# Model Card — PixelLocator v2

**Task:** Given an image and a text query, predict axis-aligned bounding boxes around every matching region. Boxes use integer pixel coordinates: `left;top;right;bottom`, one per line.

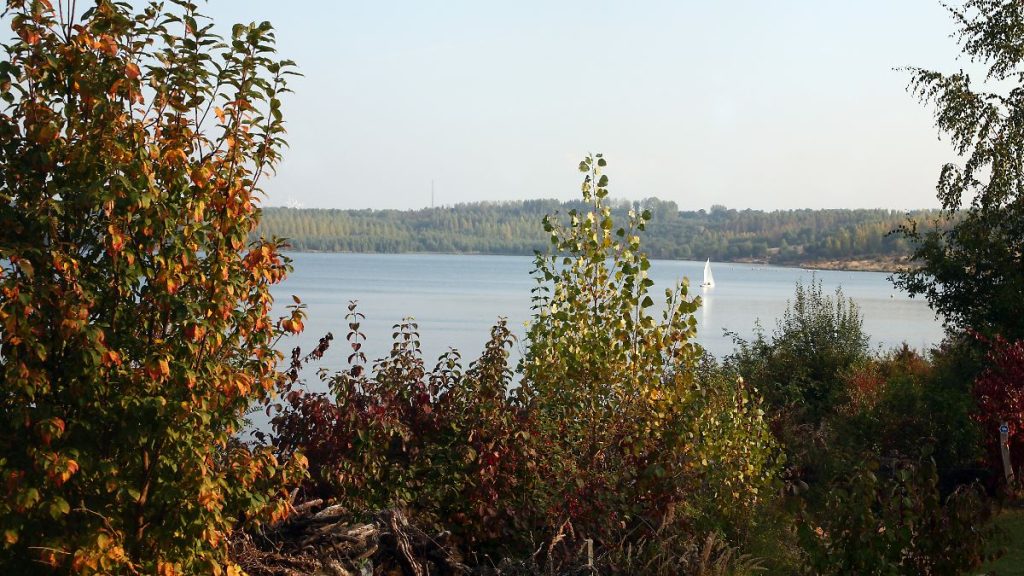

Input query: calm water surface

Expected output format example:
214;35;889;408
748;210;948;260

270;253;944;379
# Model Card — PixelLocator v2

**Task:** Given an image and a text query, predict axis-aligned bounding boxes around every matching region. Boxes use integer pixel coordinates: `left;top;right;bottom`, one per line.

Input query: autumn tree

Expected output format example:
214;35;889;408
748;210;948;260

521;155;777;542
894;0;1024;340
0;1;304;573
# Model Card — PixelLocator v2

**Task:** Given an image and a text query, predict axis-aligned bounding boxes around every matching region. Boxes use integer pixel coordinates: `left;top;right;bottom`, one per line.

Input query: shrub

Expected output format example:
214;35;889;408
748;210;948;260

727;278;869;423
973;335;1024;483
797;456;991;575
838;346;981;477
0;2;303;573
522;155;779;544
270;305;537;554
271;156;781;564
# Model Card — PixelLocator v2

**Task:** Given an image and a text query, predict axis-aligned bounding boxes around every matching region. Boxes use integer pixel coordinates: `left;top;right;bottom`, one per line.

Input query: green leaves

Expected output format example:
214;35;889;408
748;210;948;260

894;1;1024;341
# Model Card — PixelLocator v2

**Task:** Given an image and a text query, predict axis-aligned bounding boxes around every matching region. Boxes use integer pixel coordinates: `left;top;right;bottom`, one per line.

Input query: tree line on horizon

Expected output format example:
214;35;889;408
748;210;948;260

256;200;946;263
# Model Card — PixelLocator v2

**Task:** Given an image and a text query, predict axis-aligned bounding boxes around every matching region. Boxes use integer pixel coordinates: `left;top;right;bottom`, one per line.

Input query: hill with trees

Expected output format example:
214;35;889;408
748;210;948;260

257;201;946;269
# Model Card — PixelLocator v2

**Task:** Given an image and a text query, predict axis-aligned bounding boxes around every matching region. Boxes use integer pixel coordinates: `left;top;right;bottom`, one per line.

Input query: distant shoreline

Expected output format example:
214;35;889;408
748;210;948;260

279;249;911;274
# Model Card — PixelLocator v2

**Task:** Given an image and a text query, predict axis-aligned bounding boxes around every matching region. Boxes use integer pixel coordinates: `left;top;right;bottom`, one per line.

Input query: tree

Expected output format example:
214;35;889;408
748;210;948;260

0;2;303;573
522;155;777;541
893;0;1024;340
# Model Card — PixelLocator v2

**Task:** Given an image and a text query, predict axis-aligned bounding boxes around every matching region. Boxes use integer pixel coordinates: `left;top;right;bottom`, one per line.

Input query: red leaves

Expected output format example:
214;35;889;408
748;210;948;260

974;336;1024;427
124;62;140;80
973;336;1024;473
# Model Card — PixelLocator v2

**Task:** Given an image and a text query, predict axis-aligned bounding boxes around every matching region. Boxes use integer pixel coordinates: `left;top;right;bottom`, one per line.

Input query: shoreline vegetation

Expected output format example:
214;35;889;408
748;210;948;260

258;203;941;273
275;248;915;273
5;1;1023;574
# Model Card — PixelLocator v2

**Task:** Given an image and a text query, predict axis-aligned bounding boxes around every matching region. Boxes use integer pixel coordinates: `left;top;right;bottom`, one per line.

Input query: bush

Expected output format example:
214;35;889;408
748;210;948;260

521;155;779;544
797;456;991;575
0;3;303;573
838;346;981;478
973;335;1024;484
271;306;537;555
270;156;782;566
727;278;869;424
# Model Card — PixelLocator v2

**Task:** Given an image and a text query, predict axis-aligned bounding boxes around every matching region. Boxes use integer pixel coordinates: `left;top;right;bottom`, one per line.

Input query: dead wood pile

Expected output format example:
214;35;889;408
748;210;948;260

230;499;469;576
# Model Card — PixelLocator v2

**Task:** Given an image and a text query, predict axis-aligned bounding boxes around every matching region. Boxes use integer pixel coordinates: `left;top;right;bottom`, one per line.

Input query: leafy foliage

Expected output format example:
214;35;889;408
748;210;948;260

0;1;303;573
973;335;1024;480
269;157;781;568
270;307;535;552
839;346;981;479
797;456;991;576
893;0;1024;340
727;278;869;424
520;155;779;543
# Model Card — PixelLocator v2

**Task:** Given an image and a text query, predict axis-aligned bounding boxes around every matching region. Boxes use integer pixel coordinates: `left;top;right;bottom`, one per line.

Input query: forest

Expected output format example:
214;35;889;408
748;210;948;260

257;202;943;266
1;1;1023;575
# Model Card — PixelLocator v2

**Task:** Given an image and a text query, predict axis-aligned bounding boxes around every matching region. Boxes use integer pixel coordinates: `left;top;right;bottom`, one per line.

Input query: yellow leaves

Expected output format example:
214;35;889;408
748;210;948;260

214;107;227;123
203;527;223;548
191;199;207;221
158;560;182;576
280;318;303;334
198;485;222;511
4;529;18;546
108;224;125;253
162;147;188;166
191;166;211;188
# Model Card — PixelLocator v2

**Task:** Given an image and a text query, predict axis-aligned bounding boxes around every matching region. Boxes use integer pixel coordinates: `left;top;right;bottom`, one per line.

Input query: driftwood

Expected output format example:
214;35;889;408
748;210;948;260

231;502;469;576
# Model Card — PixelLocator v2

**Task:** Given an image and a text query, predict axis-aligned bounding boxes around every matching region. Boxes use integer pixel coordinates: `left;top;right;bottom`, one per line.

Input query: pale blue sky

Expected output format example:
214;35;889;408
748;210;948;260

202;1;965;211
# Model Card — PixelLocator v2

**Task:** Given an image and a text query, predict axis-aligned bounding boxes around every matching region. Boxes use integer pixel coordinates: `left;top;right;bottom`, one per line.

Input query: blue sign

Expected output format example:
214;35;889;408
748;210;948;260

1000;424;1010;434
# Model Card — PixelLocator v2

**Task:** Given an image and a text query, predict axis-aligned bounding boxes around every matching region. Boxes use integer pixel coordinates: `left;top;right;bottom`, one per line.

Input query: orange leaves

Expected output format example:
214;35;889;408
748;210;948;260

157;560;182;576
102;349;122;367
72;531;131;574
35;417;66;446
162;147;189;166
56;460;79;487
107;224;125;254
185;324;207;342
280;317;303;334
96;34;119;56
17;28;41;46
145;358;171;381
1;2;300;571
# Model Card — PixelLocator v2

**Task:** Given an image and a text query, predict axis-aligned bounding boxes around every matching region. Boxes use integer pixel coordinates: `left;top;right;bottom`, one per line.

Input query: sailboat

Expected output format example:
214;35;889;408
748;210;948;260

701;258;715;289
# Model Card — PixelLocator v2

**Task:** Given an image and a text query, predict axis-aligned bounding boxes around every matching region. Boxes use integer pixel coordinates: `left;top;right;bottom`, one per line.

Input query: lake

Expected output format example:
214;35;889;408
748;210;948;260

270;253;945;379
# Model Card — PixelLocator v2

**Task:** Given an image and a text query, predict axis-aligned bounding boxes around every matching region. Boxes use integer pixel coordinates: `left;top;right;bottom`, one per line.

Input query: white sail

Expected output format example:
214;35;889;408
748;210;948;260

701;258;715;288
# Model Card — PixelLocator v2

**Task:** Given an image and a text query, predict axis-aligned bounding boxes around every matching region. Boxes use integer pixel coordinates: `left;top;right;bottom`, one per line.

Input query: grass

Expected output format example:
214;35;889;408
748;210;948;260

980;507;1024;576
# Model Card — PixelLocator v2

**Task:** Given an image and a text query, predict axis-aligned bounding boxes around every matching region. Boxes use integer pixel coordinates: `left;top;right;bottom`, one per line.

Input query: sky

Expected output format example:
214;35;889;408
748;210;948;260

201;1;968;211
